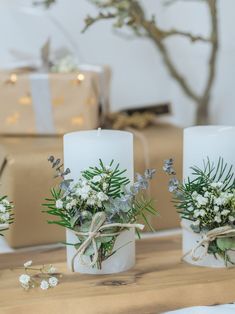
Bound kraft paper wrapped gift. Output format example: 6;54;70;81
0;136;64;248
0;123;182;248
0;71;101;135
133;123;182;230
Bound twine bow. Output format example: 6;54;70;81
182;223;235;261
71;212;144;272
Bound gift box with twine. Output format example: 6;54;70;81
0;70;102;135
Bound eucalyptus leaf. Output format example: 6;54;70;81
79;222;91;233
81;211;93;221
216;237;235;251
190;223;200;233
99;236;113;244
70;213;81;228
84;240;101;256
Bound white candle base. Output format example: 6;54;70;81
182;220;235;268
66;228;135;274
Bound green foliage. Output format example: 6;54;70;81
169;157;235;266
42;188;72;229
44;158;157;268
216;237;235;251
175;158;235;230
0;195;14;237
82;159;130;199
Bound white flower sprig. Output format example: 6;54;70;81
19;261;61;291
44;158;157;269
164;157;235;265
0;196;14;236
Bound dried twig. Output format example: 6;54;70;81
38;0;219;124
82;0;218;124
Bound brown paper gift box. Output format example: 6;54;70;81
133;123;182;230
0;136;64;247
0;123;182;248
0;71;100;135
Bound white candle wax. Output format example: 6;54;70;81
183;126;235;267
63;129;135;274
184;126;235;179
64;129;133;184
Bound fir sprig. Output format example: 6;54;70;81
164;157;235;266
82;159;130;198
44;157;157;269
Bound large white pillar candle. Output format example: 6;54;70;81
64;129;135;274
183;126;235;267
64;129;133;184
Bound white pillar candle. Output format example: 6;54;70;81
64;129;135;274
183;126;235;267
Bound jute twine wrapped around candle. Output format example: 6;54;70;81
71;212;144;272
182;221;235;262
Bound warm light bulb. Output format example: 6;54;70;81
10;73;18;83
77;73;85;82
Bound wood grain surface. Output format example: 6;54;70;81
1;235;235;314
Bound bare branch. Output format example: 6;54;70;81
141;20;200;102
196;0;218;123
82;12;117;33
161;28;211;43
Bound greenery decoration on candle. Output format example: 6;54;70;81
0;196;14;236
164;157;235;266
43;156;157;270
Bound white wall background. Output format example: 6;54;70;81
0;0;234;126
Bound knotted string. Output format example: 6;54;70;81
71;212;144;272
182;221;235;262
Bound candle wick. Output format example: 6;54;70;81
97;127;101;136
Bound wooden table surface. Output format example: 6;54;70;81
1;235;235;314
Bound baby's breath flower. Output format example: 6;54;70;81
2;199;10;206
19;274;31;289
103;182;109;190
19;261;60;291
40;280;49;290
211;182;223;189
87;197;96;206
66;203;73;210
97;192;108;202
0;212;9;222
196;195;208;207
78;185;91;200
24;260;32;268
221;209;230;216
192;191;198;199
49;277;59;287
0;204;6;213
92;175;102;183
48;265;57;273
214;215;222;223
55;199;63;209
